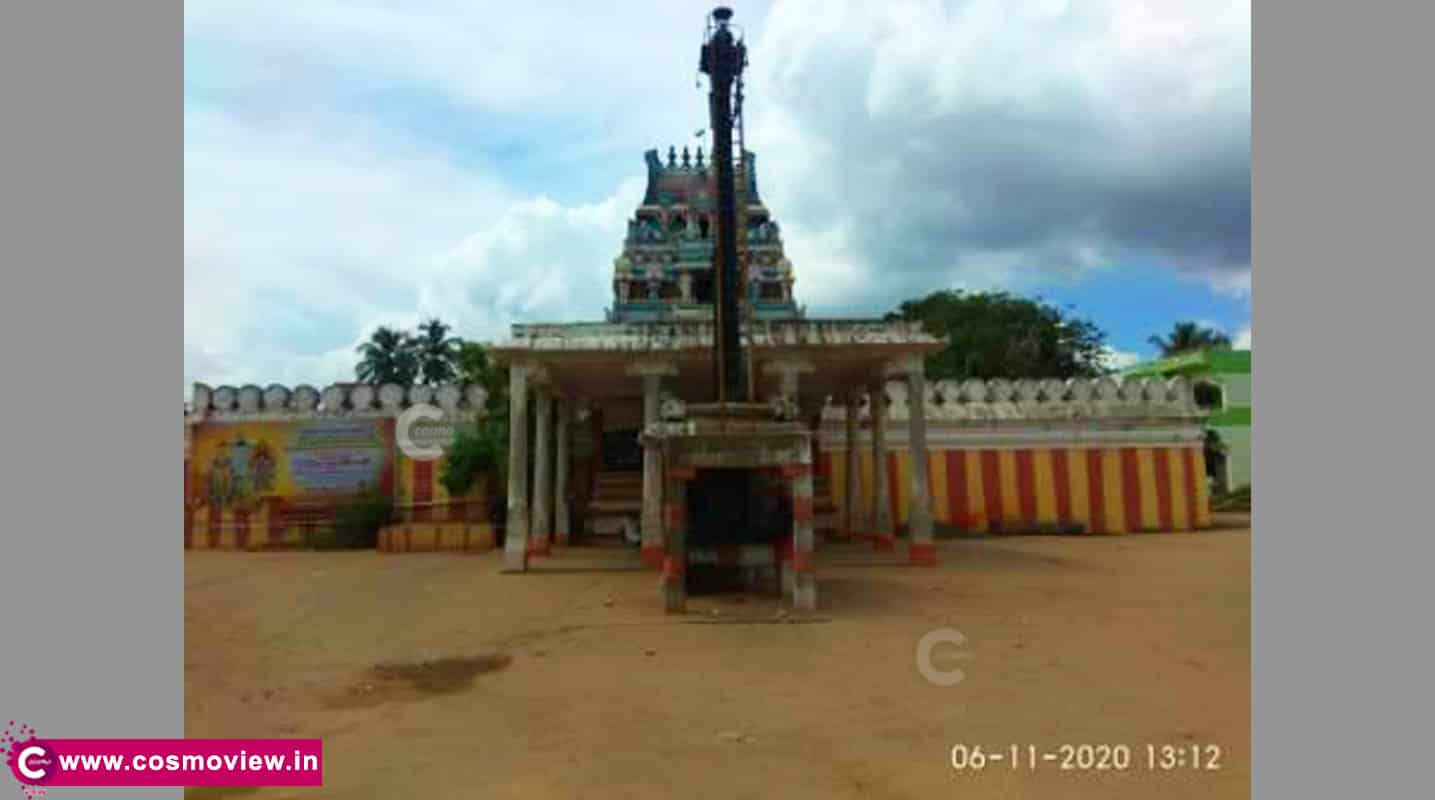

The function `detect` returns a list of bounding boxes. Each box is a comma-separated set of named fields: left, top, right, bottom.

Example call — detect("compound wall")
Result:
left=820, top=443, right=1209, bottom=534
left=815, top=376, right=1212, bottom=535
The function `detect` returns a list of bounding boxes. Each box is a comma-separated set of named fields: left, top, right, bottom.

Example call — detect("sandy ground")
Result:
left=185, top=514, right=1250, bottom=799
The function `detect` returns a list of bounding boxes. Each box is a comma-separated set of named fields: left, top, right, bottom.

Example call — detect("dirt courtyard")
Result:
left=185, top=516, right=1250, bottom=799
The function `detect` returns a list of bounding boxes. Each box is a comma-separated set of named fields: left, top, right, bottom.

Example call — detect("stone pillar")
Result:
left=502, top=365, right=531, bottom=572
left=662, top=465, right=693, bottom=613
left=628, top=362, right=677, bottom=568
left=869, top=380, right=895, bottom=550
left=679, top=272, right=693, bottom=303
left=777, top=370, right=798, bottom=400
left=789, top=462, right=817, bottom=610
left=554, top=397, right=571, bottom=546
left=762, top=358, right=815, bottom=419
left=844, top=389, right=863, bottom=539
left=640, top=373, right=663, bottom=566
left=894, top=358, right=936, bottom=565
left=529, top=385, right=554, bottom=557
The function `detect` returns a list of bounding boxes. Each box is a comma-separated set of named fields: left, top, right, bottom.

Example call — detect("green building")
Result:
left=1123, top=349, right=1251, bottom=492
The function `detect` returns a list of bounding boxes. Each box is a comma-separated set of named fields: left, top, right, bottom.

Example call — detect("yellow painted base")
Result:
left=378, top=522, right=497, bottom=552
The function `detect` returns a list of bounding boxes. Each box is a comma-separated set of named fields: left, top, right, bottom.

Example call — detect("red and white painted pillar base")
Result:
left=908, top=540, right=938, bottom=566
left=784, top=462, right=817, bottom=611
left=661, top=465, right=694, bottom=613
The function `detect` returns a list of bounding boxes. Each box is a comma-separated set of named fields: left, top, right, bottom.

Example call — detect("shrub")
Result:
left=330, top=491, right=396, bottom=549
left=440, top=418, right=507, bottom=498
left=303, top=526, right=341, bottom=551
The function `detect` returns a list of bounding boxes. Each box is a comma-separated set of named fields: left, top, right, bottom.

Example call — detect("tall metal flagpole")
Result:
left=699, top=6, right=748, bottom=405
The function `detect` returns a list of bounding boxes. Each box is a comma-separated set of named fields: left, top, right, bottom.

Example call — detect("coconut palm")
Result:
left=415, top=318, right=463, bottom=385
left=355, top=326, right=418, bottom=385
left=1148, top=322, right=1232, bottom=356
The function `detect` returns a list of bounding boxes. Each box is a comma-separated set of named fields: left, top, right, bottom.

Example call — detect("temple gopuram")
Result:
left=611, top=146, right=796, bottom=323
left=490, top=140, right=951, bottom=610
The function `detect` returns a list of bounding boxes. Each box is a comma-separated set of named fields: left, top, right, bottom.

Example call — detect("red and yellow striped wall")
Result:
left=184, top=452, right=502, bottom=551
left=187, top=499, right=313, bottom=550
left=393, top=451, right=498, bottom=524
left=382, top=452, right=501, bottom=552
left=378, top=521, right=497, bottom=552
left=185, top=499, right=499, bottom=552
left=822, top=445, right=1210, bottom=534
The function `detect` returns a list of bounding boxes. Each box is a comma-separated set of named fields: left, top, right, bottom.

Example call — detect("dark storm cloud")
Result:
left=751, top=0, right=1252, bottom=307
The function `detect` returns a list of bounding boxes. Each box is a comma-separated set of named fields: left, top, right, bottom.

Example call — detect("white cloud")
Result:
left=1233, top=325, right=1251, bottom=349
left=417, top=178, right=647, bottom=341
left=184, top=1, right=1249, bottom=394
left=1201, top=269, right=1253, bottom=298
left=183, top=3, right=749, bottom=395
left=183, top=107, right=517, bottom=390
left=1101, top=347, right=1143, bottom=371
left=749, top=0, right=1251, bottom=308
left=184, top=1, right=750, bottom=146
left=183, top=97, right=647, bottom=393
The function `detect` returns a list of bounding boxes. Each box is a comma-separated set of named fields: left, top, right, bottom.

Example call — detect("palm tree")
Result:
left=355, top=326, right=418, bottom=385
left=414, top=318, right=462, bottom=386
left=1148, top=322, right=1232, bottom=356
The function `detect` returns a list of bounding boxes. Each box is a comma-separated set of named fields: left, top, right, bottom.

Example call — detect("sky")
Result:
left=184, top=0, right=1251, bottom=392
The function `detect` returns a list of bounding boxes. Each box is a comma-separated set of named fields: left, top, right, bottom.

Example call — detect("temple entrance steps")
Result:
left=584, top=469, right=643, bottom=545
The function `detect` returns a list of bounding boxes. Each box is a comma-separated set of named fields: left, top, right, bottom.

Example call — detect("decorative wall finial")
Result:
left=668, top=146, right=677, bottom=168
left=695, top=146, right=705, bottom=168
left=816, top=376, right=1203, bottom=424
left=682, top=146, right=691, bottom=168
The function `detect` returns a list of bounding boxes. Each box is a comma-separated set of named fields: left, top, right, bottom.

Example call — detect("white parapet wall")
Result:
left=822, top=375, right=1201, bottom=422
left=817, top=376, right=1206, bottom=448
left=185, top=381, right=490, bottom=425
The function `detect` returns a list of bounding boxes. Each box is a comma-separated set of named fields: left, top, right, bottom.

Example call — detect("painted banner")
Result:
left=189, top=419, right=395, bottom=508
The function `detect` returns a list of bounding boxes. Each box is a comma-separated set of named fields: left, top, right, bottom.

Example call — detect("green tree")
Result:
left=438, top=417, right=509, bottom=498
left=415, top=318, right=463, bottom=386
left=886, top=290, right=1109, bottom=380
left=452, top=341, right=513, bottom=530
left=1148, top=321, right=1232, bottom=356
left=458, top=341, right=510, bottom=418
left=355, top=326, right=419, bottom=385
